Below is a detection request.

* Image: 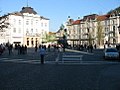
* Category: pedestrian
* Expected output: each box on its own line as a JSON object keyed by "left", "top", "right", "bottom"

{"left": 8, "top": 44, "right": 13, "bottom": 55}
{"left": 87, "top": 45, "right": 89, "bottom": 52}
{"left": 48, "top": 44, "right": 50, "bottom": 52}
{"left": 35, "top": 45, "right": 38, "bottom": 52}
{"left": 39, "top": 46, "right": 46, "bottom": 64}
{"left": 17, "top": 44, "right": 21, "bottom": 55}
{"left": 24, "top": 45, "right": 27, "bottom": 54}
{"left": 94, "top": 44, "right": 96, "bottom": 49}
{"left": 89, "top": 44, "right": 93, "bottom": 53}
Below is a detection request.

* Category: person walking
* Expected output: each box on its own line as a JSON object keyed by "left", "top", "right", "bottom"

{"left": 39, "top": 46, "right": 46, "bottom": 64}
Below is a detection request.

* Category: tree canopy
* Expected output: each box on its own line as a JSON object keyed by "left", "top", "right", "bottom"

{"left": 0, "top": 14, "right": 9, "bottom": 31}
{"left": 107, "top": 6, "right": 120, "bottom": 14}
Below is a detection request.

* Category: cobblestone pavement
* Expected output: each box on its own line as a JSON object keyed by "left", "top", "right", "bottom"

{"left": 0, "top": 48, "right": 59, "bottom": 63}
{"left": 0, "top": 48, "right": 120, "bottom": 90}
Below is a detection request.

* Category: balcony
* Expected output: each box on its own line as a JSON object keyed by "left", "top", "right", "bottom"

{"left": 26, "top": 33, "right": 41, "bottom": 37}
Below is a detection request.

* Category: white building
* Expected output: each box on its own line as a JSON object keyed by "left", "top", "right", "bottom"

{"left": 0, "top": 6, "right": 49, "bottom": 47}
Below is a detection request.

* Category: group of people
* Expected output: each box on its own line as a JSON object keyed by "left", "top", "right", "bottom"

{"left": 0, "top": 44, "right": 5, "bottom": 55}
{"left": 17, "top": 44, "right": 27, "bottom": 55}
{"left": 71, "top": 44, "right": 96, "bottom": 53}
{"left": 7, "top": 44, "right": 27, "bottom": 55}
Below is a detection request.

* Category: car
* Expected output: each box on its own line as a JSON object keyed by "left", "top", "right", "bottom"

{"left": 104, "top": 48, "right": 119, "bottom": 60}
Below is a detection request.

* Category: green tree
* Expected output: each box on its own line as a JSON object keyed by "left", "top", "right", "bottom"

{"left": 43, "top": 32, "right": 56, "bottom": 43}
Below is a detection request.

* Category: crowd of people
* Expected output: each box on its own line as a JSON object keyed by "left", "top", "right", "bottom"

{"left": 69, "top": 44, "right": 97, "bottom": 53}
{"left": 0, "top": 43, "right": 97, "bottom": 56}
{"left": 0, "top": 42, "right": 120, "bottom": 64}
{"left": 0, "top": 43, "right": 28, "bottom": 55}
{"left": 0, "top": 44, "right": 6, "bottom": 55}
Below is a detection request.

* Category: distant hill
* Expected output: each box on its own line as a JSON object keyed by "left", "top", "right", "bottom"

{"left": 107, "top": 6, "right": 120, "bottom": 14}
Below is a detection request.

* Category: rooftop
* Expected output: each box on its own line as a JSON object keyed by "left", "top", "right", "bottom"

{"left": 20, "top": 7, "right": 37, "bottom": 14}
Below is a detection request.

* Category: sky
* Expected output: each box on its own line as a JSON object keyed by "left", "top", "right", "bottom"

{"left": 0, "top": 0, "right": 119, "bottom": 32}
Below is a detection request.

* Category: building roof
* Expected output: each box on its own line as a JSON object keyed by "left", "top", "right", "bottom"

{"left": 20, "top": 7, "right": 37, "bottom": 14}
{"left": 96, "top": 14, "right": 110, "bottom": 21}
{"left": 8, "top": 12, "right": 23, "bottom": 16}
{"left": 40, "top": 16, "right": 49, "bottom": 20}
{"left": 72, "top": 20, "right": 81, "bottom": 25}
{"left": 83, "top": 14, "right": 98, "bottom": 21}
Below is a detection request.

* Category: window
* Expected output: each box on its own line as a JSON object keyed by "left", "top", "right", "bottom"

{"left": 19, "top": 20, "right": 21, "bottom": 25}
{"left": 31, "top": 38, "right": 34, "bottom": 46}
{"left": 36, "top": 20, "right": 38, "bottom": 24}
{"left": 36, "top": 29, "right": 38, "bottom": 33}
{"left": 26, "top": 19, "right": 29, "bottom": 25}
{"left": 31, "top": 29, "right": 33, "bottom": 33}
{"left": 113, "top": 20, "right": 114, "bottom": 25}
{"left": 13, "top": 19, "right": 16, "bottom": 24}
{"left": 19, "top": 28, "right": 21, "bottom": 33}
{"left": 41, "top": 23, "right": 43, "bottom": 27}
{"left": 26, "top": 21, "right": 29, "bottom": 25}
{"left": 13, "top": 28, "right": 16, "bottom": 33}
{"left": 31, "top": 19, "right": 33, "bottom": 25}
{"left": 45, "top": 23, "right": 47, "bottom": 27}
{"left": 27, "top": 38, "right": 29, "bottom": 46}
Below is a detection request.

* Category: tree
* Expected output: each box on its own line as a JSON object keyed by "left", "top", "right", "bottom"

{"left": 96, "top": 20, "right": 104, "bottom": 46}
{"left": 43, "top": 32, "right": 56, "bottom": 43}
{"left": 59, "top": 24, "right": 65, "bottom": 30}
{"left": 0, "top": 14, "right": 9, "bottom": 32}
{"left": 107, "top": 6, "right": 120, "bottom": 14}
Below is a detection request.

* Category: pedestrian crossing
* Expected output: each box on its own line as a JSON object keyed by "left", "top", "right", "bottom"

{"left": 0, "top": 58, "right": 119, "bottom": 65}
{"left": 0, "top": 58, "right": 41, "bottom": 64}
{"left": 57, "top": 60, "right": 119, "bottom": 65}
{"left": 0, "top": 58, "right": 60, "bottom": 64}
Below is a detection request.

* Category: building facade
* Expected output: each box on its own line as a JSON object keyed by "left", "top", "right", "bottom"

{"left": 57, "top": 13, "right": 120, "bottom": 48}
{"left": 0, "top": 7, "right": 49, "bottom": 47}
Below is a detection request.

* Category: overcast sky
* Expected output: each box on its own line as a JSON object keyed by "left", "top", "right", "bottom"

{"left": 0, "top": 0, "right": 119, "bottom": 32}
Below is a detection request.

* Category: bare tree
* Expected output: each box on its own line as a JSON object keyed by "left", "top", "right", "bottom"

{"left": 0, "top": 14, "right": 9, "bottom": 32}
{"left": 96, "top": 20, "right": 104, "bottom": 46}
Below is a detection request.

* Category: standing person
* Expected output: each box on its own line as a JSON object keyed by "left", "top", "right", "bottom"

{"left": 94, "top": 44, "right": 96, "bottom": 49}
{"left": 39, "top": 46, "right": 46, "bottom": 64}
{"left": 8, "top": 44, "right": 12, "bottom": 55}
{"left": 17, "top": 44, "right": 21, "bottom": 55}
{"left": 35, "top": 45, "right": 38, "bottom": 52}
{"left": 87, "top": 45, "right": 89, "bottom": 52}
{"left": 89, "top": 44, "right": 93, "bottom": 53}
{"left": 48, "top": 44, "right": 50, "bottom": 52}
{"left": 24, "top": 45, "right": 27, "bottom": 54}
